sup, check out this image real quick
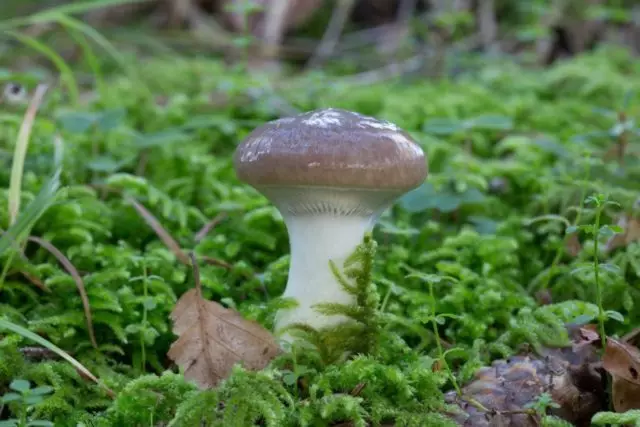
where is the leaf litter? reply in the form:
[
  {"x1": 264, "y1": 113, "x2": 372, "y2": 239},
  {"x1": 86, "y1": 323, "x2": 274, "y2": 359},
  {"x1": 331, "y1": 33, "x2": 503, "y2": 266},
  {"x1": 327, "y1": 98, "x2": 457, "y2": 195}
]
[{"x1": 167, "y1": 253, "x2": 281, "y2": 389}]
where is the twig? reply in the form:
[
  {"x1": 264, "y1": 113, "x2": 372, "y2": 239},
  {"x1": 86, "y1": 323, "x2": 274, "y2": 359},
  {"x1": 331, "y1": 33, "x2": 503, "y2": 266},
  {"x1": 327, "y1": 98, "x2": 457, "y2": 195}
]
[
  {"x1": 9, "y1": 83, "x2": 49, "y2": 225},
  {"x1": 194, "y1": 213, "x2": 228, "y2": 243},
  {"x1": 28, "y1": 236, "x2": 98, "y2": 349},
  {"x1": 338, "y1": 53, "x2": 427, "y2": 86},
  {"x1": 377, "y1": 0, "x2": 416, "y2": 55},
  {"x1": 477, "y1": 0, "x2": 498, "y2": 51},
  {"x1": 168, "y1": 0, "x2": 191, "y2": 28},
  {"x1": 305, "y1": 0, "x2": 356, "y2": 69},
  {"x1": 261, "y1": 0, "x2": 289, "y2": 63},
  {"x1": 126, "y1": 196, "x2": 191, "y2": 265},
  {"x1": 184, "y1": 1, "x2": 233, "y2": 49},
  {"x1": 0, "y1": 228, "x2": 50, "y2": 293},
  {"x1": 19, "y1": 270, "x2": 50, "y2": 293},
  {"x1": 19, "y1": 346, "x2": 58, "y2": 361},
  {"x1": 200, "y1": 255, "x2": 235, "y2": 271}
]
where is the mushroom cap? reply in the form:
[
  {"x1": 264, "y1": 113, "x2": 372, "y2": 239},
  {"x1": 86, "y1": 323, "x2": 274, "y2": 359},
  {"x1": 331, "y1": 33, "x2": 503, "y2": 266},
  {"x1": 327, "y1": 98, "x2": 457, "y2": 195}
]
[{"x1": 233, "y1": 108, "x2": 428, "y2": 191}]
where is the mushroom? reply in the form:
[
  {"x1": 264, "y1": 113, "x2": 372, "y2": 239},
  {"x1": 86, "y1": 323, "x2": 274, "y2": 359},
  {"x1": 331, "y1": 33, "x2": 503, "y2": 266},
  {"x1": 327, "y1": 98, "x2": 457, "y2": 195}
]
[{"x1": 233, "y1": 108, "x2": 427, "y2": 338}]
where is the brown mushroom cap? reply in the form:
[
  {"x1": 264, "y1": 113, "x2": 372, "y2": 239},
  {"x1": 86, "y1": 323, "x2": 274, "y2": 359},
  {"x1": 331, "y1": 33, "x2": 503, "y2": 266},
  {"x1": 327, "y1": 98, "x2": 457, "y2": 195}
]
[{"x1": 233, "y1": 108, "x2": 427, "y2": 191}]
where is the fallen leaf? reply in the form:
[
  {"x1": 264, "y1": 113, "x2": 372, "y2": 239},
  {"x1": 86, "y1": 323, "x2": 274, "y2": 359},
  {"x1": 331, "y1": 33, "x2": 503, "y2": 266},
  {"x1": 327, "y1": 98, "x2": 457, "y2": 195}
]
[
  {"x1": 611, "y1": 376, "x2": 640, "y2": 413},
  {"x1": 167, "y1": 253, "x2": 281, "y2": 389},
  {"x1": 602, "y1": 337, "x2": 640, "y2": 412},
  {"x1": 578, "y1": 325, "x2": 600, "y2": 345}
]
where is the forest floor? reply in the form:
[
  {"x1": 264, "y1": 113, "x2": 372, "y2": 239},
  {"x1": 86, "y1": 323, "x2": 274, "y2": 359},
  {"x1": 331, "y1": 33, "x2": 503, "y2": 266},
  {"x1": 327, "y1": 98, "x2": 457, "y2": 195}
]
[{"x1": 2, "y1": 4, "x2": 640, "y2": 427}]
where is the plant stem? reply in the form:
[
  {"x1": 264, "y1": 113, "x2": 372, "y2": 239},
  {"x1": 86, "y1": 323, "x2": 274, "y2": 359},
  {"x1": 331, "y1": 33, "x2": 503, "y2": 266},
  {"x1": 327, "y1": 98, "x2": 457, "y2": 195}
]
[
  {"x1": 542, "y1": 156, "x2": 591, "y2": 290},
  {"x1": 140, "y1": 263, "x2": 148, "y2": 372},
  {"x1": 593, "y1": 204, "x2": 607, "y2": 347},
  {"x1": 429, "y1": 280, "x2": 461, "y2": 396}
]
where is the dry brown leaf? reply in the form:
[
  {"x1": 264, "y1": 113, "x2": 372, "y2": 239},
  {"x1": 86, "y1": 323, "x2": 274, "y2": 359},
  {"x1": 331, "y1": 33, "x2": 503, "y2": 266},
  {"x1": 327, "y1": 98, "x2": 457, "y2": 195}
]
[
  {"x1": 605, "y1": 213, "x2": 640, "y2": 253},
  {"x1": 167, "y1": 253, "x2": 281, "y2": 389},
  {"x1": 602, "y1": 336, "x2": 640, "y2": 412},
  {"x1": 579, "y1": 324, "x2": 600, "y2": 344}
]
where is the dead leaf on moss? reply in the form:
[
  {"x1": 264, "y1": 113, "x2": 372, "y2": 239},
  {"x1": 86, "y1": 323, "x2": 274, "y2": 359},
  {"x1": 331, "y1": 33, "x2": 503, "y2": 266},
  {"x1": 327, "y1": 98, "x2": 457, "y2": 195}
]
[
  {"x1": 602, "y1": 337, "x2": 640, "y2": 412},
  {"x1": 604, "y1": 214, "x2": 640, "y2": 253},
  {"x1": 579, "y1": 324, "x2": 600, "y2": 345},
  {"x1": 167, "y1": 253, "x2": 281, "y2": 389}
]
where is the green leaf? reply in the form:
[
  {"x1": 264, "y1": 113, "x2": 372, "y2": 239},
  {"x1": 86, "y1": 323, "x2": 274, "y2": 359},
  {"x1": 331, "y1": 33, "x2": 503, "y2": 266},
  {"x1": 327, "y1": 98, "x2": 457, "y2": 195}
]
[
  {"x1": 406, "y1": 272, "x2": 457, "y2": 285},
  {"x1": 570, "y1": 264, "x2": 593, "y2": 276},
  {"x1": 1, "y1": 393, "x2": 21, "y2": 403},
  {"x1": 605, "y1": 310, "x2": 625, "y2": 323},
  {"x1": 600, "y1": 263, "x2": 622, "y2": 275},
  {"x1": 398, "y1": 182, "x2": 439, "y2": 213},
  {"x1": 282, "y1": 371, "x2": 297, "y2": 386},
  {"x1": 142, "y1": 297, "x2": 157, "y2": 311},
  {"x1": 423, "y1": 118, "x2": 465, "y2": 135},
  {"x1": 133, "y1": 129, "x2": 190, "y2": 149},
  {"x1": 9, "y1": 379, "x2": 30, "y2": 393},
  {"x1": 609, "y1": 225, "x2": 624, "y2": 233},
  {"x1": 599, "y1": 225, "x2": 619, "y2": 238},
  {"x1": 0, "y1": 164, "x2": 61, "y2": 256},
  {"x1": 57, "y1": 111, "x2": 98, "y2": 133},
  {"x1": 23, "y1": 394, "x2": 45, "y2": 405},
  {"x1": 87, "y1": 155, "x2": 128, "y2": 173},
  {"x1": 467, "y1": 215, "x2": 499, "y2": 235},
  {"x1": 29, "y1": 386, "x2": 54, "y2": 396},
  {"x1": 466, "y1": 114, "x2": 513, "y2": 130},
  {"x1": 97, "y1": 107, "x2": 126, "y2": 131},
  {"x1": 571, "y1": 313, "x2": 596, "y2": 325}
]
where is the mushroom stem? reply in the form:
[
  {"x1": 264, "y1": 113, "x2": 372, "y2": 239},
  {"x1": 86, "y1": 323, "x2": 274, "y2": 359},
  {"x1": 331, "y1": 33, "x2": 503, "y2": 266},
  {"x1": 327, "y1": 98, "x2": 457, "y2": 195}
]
[
  {"x1": 264, "y1": 187, "x2": 396, "y2": 337},
  {"x1": 277, "y1": 213, "x2": 374, "y2": 332}
]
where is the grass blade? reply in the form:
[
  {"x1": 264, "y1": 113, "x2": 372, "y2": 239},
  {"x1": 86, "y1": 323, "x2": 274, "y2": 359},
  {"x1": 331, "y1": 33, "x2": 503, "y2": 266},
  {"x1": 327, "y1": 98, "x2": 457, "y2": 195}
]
[
  {"x1": 5, "y1": 31, "x2": 79, "y2": 104},
  {"x1": 51, "y1": 14, "x2": 151, "y2": 96},
  {"x1": 0, "y1": 0, "x2": 152, "y2": 31},
  {"x1": 8, "y1": 83, "x2": 49, "y2": 225},
  {"x1": 61, "y1": 22, "x2": 105, "y2": 96},
  {"x1": 0, "y1": 136, "x2": 63, "y2": 256},
  {"x1": 0, "y1": 319, "x2": 115, "y2": 398}
]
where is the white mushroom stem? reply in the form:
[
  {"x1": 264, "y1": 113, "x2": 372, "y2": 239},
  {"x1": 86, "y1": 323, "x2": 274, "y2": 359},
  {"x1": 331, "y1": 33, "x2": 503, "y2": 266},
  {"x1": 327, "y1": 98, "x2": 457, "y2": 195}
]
[{"x1": 262, "y1": 187, "x2": 399, "y2": 339}]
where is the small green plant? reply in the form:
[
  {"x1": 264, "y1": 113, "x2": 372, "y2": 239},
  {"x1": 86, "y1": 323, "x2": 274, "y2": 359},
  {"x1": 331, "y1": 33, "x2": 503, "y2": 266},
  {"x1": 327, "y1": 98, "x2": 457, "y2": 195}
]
[
  {"x1": 567, "y1": 193, "x2": 625, "y2": 344},
  {"x1": 0, "y1": 379, "x2": 54, "y2": 427},
  {"x1": 592, "y1": 409, "x2": 640, "y2": 426}
]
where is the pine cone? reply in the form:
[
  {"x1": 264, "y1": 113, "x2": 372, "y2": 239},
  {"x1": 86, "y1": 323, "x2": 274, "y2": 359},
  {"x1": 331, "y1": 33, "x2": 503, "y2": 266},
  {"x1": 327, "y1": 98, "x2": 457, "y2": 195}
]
[{"x1": 445, "y1": 326, "x2": 606, "y2": 426}]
